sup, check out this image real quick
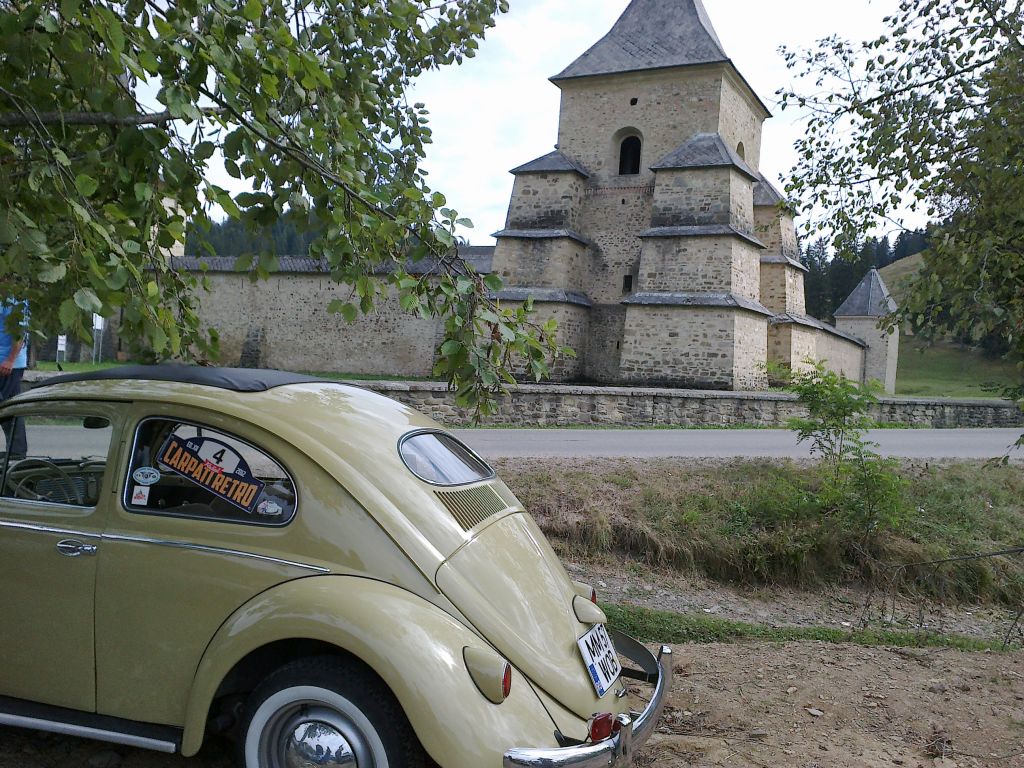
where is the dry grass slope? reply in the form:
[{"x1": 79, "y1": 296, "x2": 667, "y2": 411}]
[{"x1": 498, "y1": 458, "x2": 1024, "y2": 605}]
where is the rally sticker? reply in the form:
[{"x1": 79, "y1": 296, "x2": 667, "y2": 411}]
[
  {"x1": 132, "y1": 466, "x2": 161, "y2": 486},
  {"x1": 157, "y1": 435, "x2": 266, "y2": 513},
  {"x1": 131, "y1": 485, "x2": 150, "y2": 505}
]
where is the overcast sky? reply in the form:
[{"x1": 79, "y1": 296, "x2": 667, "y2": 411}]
[{"x1": 410, "y1": 0, "x2": 904, "y2": 244}]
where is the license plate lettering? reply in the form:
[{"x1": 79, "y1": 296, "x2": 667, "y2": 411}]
[{"x1": 577, "y1": 624, "x2": 621, "y2": 698}]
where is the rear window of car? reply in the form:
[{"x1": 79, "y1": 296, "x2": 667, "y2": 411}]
[
  {"x1": 123, "y1": 418, "x2": 296, "y2": 526},
  {"x1": 399, "y1": 431, "x2": 493, "y2": 486}
]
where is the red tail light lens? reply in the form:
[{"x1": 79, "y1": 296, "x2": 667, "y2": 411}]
[
  {"x1": 591, "y1": 587, "x2": 598, "y2": 604},
  {"x1": 502, "y1": 663, "x2": 512, "y2": 699},
  {"x1": 588, "y1": 712, "x2": 621, "y2": 742}
]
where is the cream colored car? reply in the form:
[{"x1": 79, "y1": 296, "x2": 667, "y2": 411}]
[{"x1": 0, "y1": 365, "x2": 670, "y2": 768}]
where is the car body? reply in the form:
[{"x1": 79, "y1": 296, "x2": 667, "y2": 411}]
[{"x1": 0, "y1": 365, "x2": 670, "y2": 768}]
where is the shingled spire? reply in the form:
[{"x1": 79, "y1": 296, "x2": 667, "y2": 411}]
[{"x1": 551, "y1": 0, "x2": 728, "y2": 82}]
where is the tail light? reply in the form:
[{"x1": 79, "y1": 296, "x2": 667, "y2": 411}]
[
  {"x1": 591, "y1": 587, "x2": 598, "y2": 603},
  {"x1": 587, "y1": 712, "x2": 623, "y2": 742},
  {"x1": 464, "y1": 646, "x2": 512, "y2": 704}
]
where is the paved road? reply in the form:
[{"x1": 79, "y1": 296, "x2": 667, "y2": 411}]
[
  {"x1": 453, "y1": 428, "x2": 1024, "y2": 460},
  {"x1": 11, "y1": 425, "x2": 1023, "y2": 462}
]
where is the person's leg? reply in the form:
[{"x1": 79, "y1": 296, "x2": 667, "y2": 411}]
[{"x1": 0, "y1": 369, "x2": 26, "y2": 457}]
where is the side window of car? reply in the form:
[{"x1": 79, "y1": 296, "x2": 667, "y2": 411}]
[
  {"x1": 123, "y1": 418, "x2": 296, "y2": 526},
  {"x1": 0, "y1": 413, "x2": 112, "y2": 507}
]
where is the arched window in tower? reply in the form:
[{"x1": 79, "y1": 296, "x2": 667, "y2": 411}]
[
  {"x1": 736, "y1": 142, "x2": 746, "y2": 161},
  {"x1": 618, "y1": 136, "x2": 642, "y2": 175}
]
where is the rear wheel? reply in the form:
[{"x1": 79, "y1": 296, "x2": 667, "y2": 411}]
[{"x1": 238, "y1": 656, "x2": 427, "y2": 768}]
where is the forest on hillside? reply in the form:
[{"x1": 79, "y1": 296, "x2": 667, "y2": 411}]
[{"x1": 802, "y1": 229, "x2": 928, "y2": 322}]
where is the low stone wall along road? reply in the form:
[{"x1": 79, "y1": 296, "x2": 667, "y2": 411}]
[{"x1": 453, "y1": 427, "x2": 1024, "y2": 460}]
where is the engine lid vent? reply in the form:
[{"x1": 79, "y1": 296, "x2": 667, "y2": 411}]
[{"x1": 435, "y1": 484, "x2": 512, "y2": 531}]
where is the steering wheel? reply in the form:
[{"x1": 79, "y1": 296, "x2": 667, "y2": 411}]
[{"x1": 6, "y1": 458, "x2": 86, "y2": 505}]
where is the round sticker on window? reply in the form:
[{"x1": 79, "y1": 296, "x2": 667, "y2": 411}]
[{"x1": 132, "y1": 467, "x2": 161, "y2": 486}]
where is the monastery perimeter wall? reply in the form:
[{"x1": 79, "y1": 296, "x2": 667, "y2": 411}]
[{"x1": 353, "y1": 381, "x2": 1024, "y2": 429}]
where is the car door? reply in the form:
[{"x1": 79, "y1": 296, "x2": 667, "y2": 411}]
[
  {"x1": 0, "y1": 401, "x2": 121, "y2": 712},
  {"x1": 95, "y1": 405, "x2": 314, "y2": 726}
]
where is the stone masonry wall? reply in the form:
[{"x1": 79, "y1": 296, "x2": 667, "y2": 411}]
[
  {"x1": 490, "y1": 236, "x2": 588, "y2": 293},
  {"x1": 759, "y1": 262, "x2": 806, "y2": 315},
  {"x1": 195, "y1": 273, "x2": 440, "y2": 376},
  {"x1": 585, "y1": 304, "x2": 627, "y2": 383},
  {"x1": 733, "y1": 312, "x2": 769, "y2": 389},
  {"x1": 731, "y1": 241, "x2": 762, "y2": 302},
  {"x1": 767, "y1": 323, "x2": 818, "y2": 376},
  {"x1": 619, "y1": 305, "x2": 736, "y2": 388},
  {"x1": 717, "y1": 74, "x2": 765, "y2": 171},
  {"x1": 579, "y1": 184, "x2": 652, "y2": 305},
  {"x1": 505, "y1": 172, "x2": 585, "y2": 231},
  {"x1": 650, "y1": 167, "x2": 731, "y2": 227},
  {"x1": 352, "y1": 381, "x2": 1024, "y2": 429},
  {"x1": 836, "y1": 316, "x2": 899, "y2": 393},
  {"x1": 637, "y1": 236, "x2": 758, "y2": 296},
  {"x1": 728, "y1": 168, "x2": 754, "y2": 234},
  {"x1": 816, "y1": 330, "x2": 865, "y2": 382},
  {"x1": 556, "y1": 68, "x2": 724, "y2": 184}
]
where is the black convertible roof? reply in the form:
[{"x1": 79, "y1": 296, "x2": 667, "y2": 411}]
[{"x1": 38, "y1": 364, "x2": 333, "y2": 393}]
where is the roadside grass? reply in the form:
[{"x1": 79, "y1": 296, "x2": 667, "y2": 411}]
[
  {"x1": 603, "y1": 602, "x2": 1004, "y2": 651},
  {"x1": 896, "y1": 338, "x2": 1021, "y2": 399},
  {"x1": 499, "y1": 459, "x2": 1024, "y2": 605}
]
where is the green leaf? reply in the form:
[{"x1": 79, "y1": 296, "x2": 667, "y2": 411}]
[
  {"x1": 38, "y1": 262, "x2": 67, "y2": 283},
  {"x1": 243, "y1": 0, "x2": 262, "y2": 22},
  {"x1": 74, "y1": 174, "x2": 99, "y2": 197},
  {"x1": 58, "y1": 299, "x2": 78, "y2": 330},
  {"x1": 73, "y1": 287, "x2": 102, "y2": 314},
  {"x1": 483, "y1": 274, "x2": 503, "y2": 291}
]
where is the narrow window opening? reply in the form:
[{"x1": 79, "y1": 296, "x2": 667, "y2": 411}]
[
  {"x1": 618, "y1": 136, "x2": 642, "y2": 175},
  {"x1": 736, "y1": 142, "x2": 746, "y2": 161},
  {"x1": 629, "y1": 97, "x2": 638, "y2": 106},
  {"x1": 622, "y1": 275, "x2": 633, "y2": 293}
]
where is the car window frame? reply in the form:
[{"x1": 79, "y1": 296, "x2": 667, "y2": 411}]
[
  {"x1": 0, "y1": 400, "x2": 123, "y2": 514},
  {"x1": 397, "y1": 428, "x2": 496, "y2": 488},
  {"x1": 121, "y1": 415, "x2": 299, "y2": 528}
]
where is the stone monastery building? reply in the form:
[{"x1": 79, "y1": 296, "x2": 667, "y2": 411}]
[{"x1": 181, "y1": 0, "x2": 898, "y2": 392}]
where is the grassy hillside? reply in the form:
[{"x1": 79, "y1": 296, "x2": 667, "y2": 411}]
[
  {"x1": 878, "y1": 251, "x2": 924, "y2": 302},
  {"x1": 879, "y1": 254, "x2": 1020, "y2": 398}
]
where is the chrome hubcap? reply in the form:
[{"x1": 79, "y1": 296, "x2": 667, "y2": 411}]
[{"x1": 263, "y1": 704, "x2": 369, "y2": 768}]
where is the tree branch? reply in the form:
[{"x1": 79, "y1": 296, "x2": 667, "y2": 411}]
[{"x1": 0, "y1": 107, "x2": 226, "y2": 128}]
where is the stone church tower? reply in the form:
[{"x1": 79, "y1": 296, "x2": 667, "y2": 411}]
[{"x1": 490, "y1": 0, "x2": 842, "y2": 390}]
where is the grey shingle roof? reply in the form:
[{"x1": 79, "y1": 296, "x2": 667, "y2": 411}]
[
  {"x1": 172, "y1": 244, "x2": 494, "y2": 276},
  {"x1": 552, "y1": 0, "x2": 728, "y2": 82},
  {"x1": 760, "y1": 253, "x2": 808, "y2": 272},
  {"x1": 640, "y1": 224, "x2": 765, "y2": 249},
  {"x1": 753, "y1": 173, "x2": 786, "y2": 206},
  {"x1": 492, "y1": 228, "x2": 592, "y2": 246},
  {"x1": 651, "y1": 133, "x2": 758, "y2": 181},
  {"x1": 770, "y1": 313, "x2": 866, "y2": 347},
  {"x1": 491, "y1": 288, "x2": 592, "y2": 308},
  {"x1": 833, "y1": 268, "x2": 897, "y2": 317},
  {"x1": 622, "y1": 291, "x2": 773, "y2": 316},
  {"x1": 510, "y1": 150, "x2": 591, "y2": 178}
]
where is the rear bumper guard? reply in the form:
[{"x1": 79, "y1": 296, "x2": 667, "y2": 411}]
[{"x1": 503, "y1": 629, "x2": 672, "y2": 768}]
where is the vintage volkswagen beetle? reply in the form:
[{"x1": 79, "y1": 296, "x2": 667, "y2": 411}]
[{"x1": 0, "y1": 365, "x2": 670, "y2": 767}]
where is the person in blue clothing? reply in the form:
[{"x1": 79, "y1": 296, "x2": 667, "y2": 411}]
[{"x1": 0, "y1": 299, "x2": 28, "y2": 458}]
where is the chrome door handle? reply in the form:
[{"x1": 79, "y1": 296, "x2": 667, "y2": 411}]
[{"x1": 56, "y1": 539, "x2": 97, "y2": 557}]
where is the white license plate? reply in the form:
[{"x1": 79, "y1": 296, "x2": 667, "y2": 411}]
[{"x1": 577, "y1": 623, "x2": 621, "y2": 698}]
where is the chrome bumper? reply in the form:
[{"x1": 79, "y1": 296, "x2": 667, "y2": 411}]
[{"x1": 503, "y1": 629, "x2": 672, "y2": 768}]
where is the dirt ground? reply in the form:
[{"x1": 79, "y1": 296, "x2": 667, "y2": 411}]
[
  {"x1": 4, "y1": 561, "x2": 1024, "y2": 768},
  {"x1": 2, "y1": 640, "x2": 1022, "y2": 768}
]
